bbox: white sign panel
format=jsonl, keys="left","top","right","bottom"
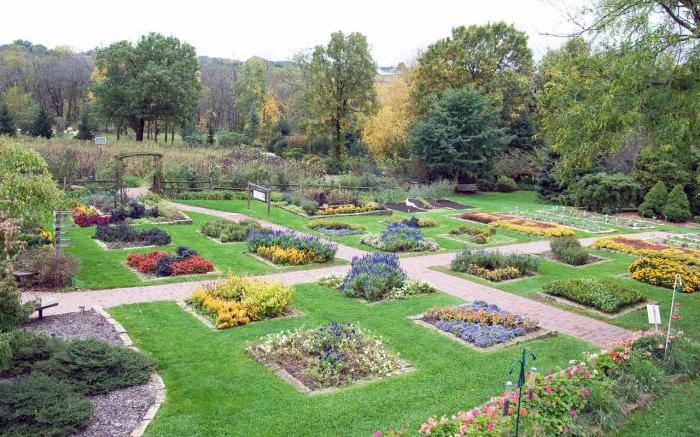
{"left": 94, "top": 136, "right": 107, "bottom": 145}
{"left": 252, "top": 189, "right": 267, "bottom": 202}
{"left": 646, "top": 304, "right": 661, "bottom": 325}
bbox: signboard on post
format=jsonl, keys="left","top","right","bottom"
{"left": 94, "top": 136, "right": 107, "bottom": 145}
{"left": 248, "top": 182, "right": 271, "bottom": 215}
{"left": 646, "top": 304, "right": 661, "bottom": 330}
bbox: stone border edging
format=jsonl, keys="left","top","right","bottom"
{"left": 93, "top": 305, "right": 166, "bottom": 437}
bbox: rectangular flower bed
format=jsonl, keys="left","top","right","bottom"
{"left": 246, "top": 230, "right": 337, "bottom": 265}
{"left": 414, "top": 301, "right": 542, "bottom": 349}
{"left": 593, "top": 236, "right": 700, "bottom": 267}
{"left": 199, "top": 219, "right": 263, "bottom": 243}
{"left": 360, "top": 222, "right": 440, "bottom": 252}
{"left": 126, "top": 246, "right": 214, "bottom": 278}
{"left": 247, "top": 322, "right": 409, "bottom": 392}
{"left": 185, "top": 275, "right": 294, "bottom": 329}
{"left": 628, "top": 257, "right": 699, "bottom": 292}
{"left": 542, "top": 278, "right": 645, "bottom": 313}
{"left": 451, "top": 249, "right": 539, "bottom": 282}
{"left": 92, "top": 223, "right": 171, "bottom": 249}
{"left": 72, "top": 205, "right": 110, "bottom": 227}
{"left": 457, "top": 212, "right": 574, "bottom": 237}
{"left": 307, "top": 219, "right": 365, "bottom": 237}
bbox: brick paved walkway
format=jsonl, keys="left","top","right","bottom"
{"left": 24, "top": 202, "right": 670, "bottom": 347}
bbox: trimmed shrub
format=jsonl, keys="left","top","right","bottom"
{"left": 34, "top": 339, "right": 153, "bottom": 395}
{"left": 639, "top": 181, "right": 668, "bottom": 218}
{"left": 543, "top": 278, "right": 643, "bottom": 313}
{"left": 496, "top": 175, "right": 518, "bottom": 192}
{"left": 200, "top": 219, "right": 262, "bottom": 242}
{"left": 662, "top": 184, "right": 691, "bottom": 222}
{"left": 0, "top": 373, "right": 92, "bottom": 436}
{"left": 550, "top": 236, "right": 591, "bottom": 266}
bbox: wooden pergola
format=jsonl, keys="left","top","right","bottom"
{"left": 114, "top": 152, "right": 164, "bottom": 203}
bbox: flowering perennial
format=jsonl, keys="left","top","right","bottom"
{"left": 593, "top": 236, "right": 700, "bottom": 267}
{"left": 126, "top": 246, "right": 213, "bottom": 277}
{"left": 340, "top": 253, "right": 407, "bottom": 301}
{"left": 360, "top": 222, "right": 440, "bottom": 252}
{"left": 458, "top": 212, "right": 574, "bottom": 237}
{"left": 246, "top": 230, "right": 337, "bottom": 265}
{"left": 628, "top": 257, "right": 699, "bottom": 293}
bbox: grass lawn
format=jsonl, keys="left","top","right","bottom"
{"left": 66, "top": 211, "right": 342, "bottom": 290}
{"left": 434, "top": 248, "right": 700, "bottom": 342}
{"left": 110, "top": 283, "right": 593, "bottom": 436}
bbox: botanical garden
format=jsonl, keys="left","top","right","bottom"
{"left": 1, "top": 1, "right": 700, "bottom": 436}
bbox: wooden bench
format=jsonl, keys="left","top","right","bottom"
{"left": 13, "top": 270, "right": 37, "bottom": 288}
{"left": 455, "top": 184, "right": 478, "bottom": 194}
{"left": 34, "top": 298, "right": 58, "bottom": 319}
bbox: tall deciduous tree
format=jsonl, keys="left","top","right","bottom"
{"left": 363, "top": 76, "right": 412, "bottom": 160}
{"left": 409, "top": 86, "right": 512, "bottom": 182}
{"left": 301, "top": 31, "right": 377, "bottom": 163}
{"left": 92, "top": 33, "right": 200, "bottom": 141}
{"left": 234, "top": 58, "right": 267, "bottom": 134}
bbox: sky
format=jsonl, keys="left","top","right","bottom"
{"left": 0, "top": 0, "right": 585, "bottom": 64}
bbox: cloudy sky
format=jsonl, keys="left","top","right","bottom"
{"left": 0, "top": 0, "right": 585, "bottom": 64}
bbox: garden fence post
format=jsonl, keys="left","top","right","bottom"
{"left": 664, "top": 274, "right": 682, "bottom": 357}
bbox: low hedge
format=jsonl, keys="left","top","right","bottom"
{"left": 543, "top": 277, "right": 643, "bottom": 313}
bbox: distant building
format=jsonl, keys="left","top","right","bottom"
{"left": 376, "top": 66, "right": 400, "bottom": 76}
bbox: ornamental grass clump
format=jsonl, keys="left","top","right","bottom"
{"left": 246, "top": 230, "right": 337, "bottom": 265}
{"left": 247, "top": 322, "right": 402, "bottom": 389}
{"left": 360, "top": 222, "right": 440, "bottom": 252}
{"left": 187, "top": 275, "right": 293, "bottom": 329}
{"left": 451, "top": 249, "right": 538, "bottom": 281}
{"left": 340, "top": 253, "right": 407, "bottom": 301}
{"left": 543, "top": 278, "right": 644, "bottom": 313}
{"left": 200, "top": 219, "right": 262, "bottom": 242}
{"left": 550, "top": 236, "right": 591, "bottom": 266}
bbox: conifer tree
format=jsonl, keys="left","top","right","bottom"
{"left": 639, "top": 181, "right": 667, "bottom": 218}
{"left": 662, "top": 184, "right": 691, "bottom": 222}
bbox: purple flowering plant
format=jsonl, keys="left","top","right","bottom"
{"left": 341, "top": 252, "right": 407, "bottom": 301}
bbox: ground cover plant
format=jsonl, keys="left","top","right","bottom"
{"left": 360, "top": 222, "right": 440, "bottom": 252}
{"left": 246, "top": 230, "right": 337, "bottom": 265}
{"left": 200, "top": 218, "right": 262, "bottom": 242}
{"left": 247, "top": 322, "right": 404, "bottom": 390}
{"left": 307, "top": 219, "right": 365, "bottom": 236}
{"left": 420, "top": 301, "right": 539, "bottom": 348}
{"left": 126, "top": 246, "right": 214, "bottom": 277}
{"left": 187, "top": 275, "right": 293, "bottom": 328}
{"left": 451, "top": 249, "right": 539, "bottom": 282}
{"left": 542, "top": 277, "right": 644, "bottom": 313}
{"left": 628, "top": 257, "right": 700, "bottom": 293}
{"left": 549, "top": 236, "right": 591, "bottom": 266}
{"left": 593, "top": 236, "right": 700, "bottom": 267}
{"left": 93, "top": 222, "right": 171, "bottom": 248}
{"left": 458, "top": 212, "right": 574, "bottom": 237}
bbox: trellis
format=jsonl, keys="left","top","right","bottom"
{"left": 114, "top": 152, "right": 164, "bottom": 204}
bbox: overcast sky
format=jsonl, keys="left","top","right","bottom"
{"left": 0, "top": 0, "right": 585, "bottom": 64}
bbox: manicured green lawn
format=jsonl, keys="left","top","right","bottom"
{"left": 66, "top": 212, "right": 341, "bottom": 290}
{"left": 110, "top": 283, "right": 593, "bottom": 436}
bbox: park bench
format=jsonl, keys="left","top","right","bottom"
{"left": 455, "top": 184, "right": 478, "bottom": 194}
{"left": 33, "top": 298, "right": 58, "bottom": 319}
{"left": 13, "top": 270, "right": 37, "bottom": 288}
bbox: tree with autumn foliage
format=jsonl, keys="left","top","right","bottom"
{"left": 363, "top": 76, "right": 412, "bottom": 160}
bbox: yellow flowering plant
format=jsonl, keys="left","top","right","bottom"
{"left": 594, "top": 236, "right": 700, "bottom": 267}
{"left": 629, "top": 257, "right": 699, "bottom": 293}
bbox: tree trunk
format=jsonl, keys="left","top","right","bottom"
{"left": 171, "top": 129, "right": 174, "bottom": 144}
{"left": 136, "top": 118, "right": 145, "bottom": 141}
{"left": 116, "top": 126, "right": 120, "bottom": 141}
{"left": 154, "top": 121, "right": 159, "bottom": 143}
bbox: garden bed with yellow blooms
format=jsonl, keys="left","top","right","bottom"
{"left": 245, "top": 230, "right": 337, "bottom": 265}
{"left": 457, "top": 212, "right": 574, "bottom": 237}
{"left": 593, "top": 236, "right": 700, "bottom": 267}
{"left": 628, "top": 257, "right": 700, "bottom": 293}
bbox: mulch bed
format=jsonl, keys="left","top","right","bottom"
{"left": 383, "top": 202, "right": 427, "bottom": 213}
{"left": 384, "top": 198, "right": 472, "bottom": 213}
{"left": 422, "top": 198, "right": 473, "bottom": 209}
{"left": 20, "top": 310, "right": 157, "bottom": 437}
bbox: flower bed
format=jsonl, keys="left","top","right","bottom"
{"left": 247, "top": 322, "right": 404, "bottom": 391}
{"left": 449, "top": 225, "right": 495, "bottom": 244}
{"left": 126, "top": 246, "right": 214, "bottom": 277}
{"left": 419, "top": 301, "right": 539, "bottom": 348}
{"left": 186, "top": 275, "right": 293, "bottom": 329}
{"left": 451, "top": 249, "right": 539, "bottom": 282}
{"left": 72, "top": 205, "right": 110, "bottom": 227}
{"left": 307, "top": 219, "right": 365, "bottom": 237}
{"left": 246, "top": 230, "right": 337, "bottom": 265}
{"left": 628, "top": 257, "right": 699, "bottom": 292}
{"left": 457, "top": 212, "right": 574, "bottom": 237}
{"left": 593, "top": 236, "right": 700, "bottom": 267}
{"left": 549, "top": 236, "right": 591, "bottom": 266}
{"left": 360, "top": 222, "right": 440, "bottom": 252}
{"left": 543, "top": 278, "right": 644, "bottom": 313}
{"left": 274, "top": 193, "right": 390, "bottom": 217}
{"left": 383, "top": 216, "right": 438, "bottom": 228}
{"left": 93, "top": 223, "right": 171, "bottom": 249}
{"left": 416, "top": 332, "right": 700, "bottom": 436}
{"left": 200, "top": 219, "right": 262, "bottom": 242}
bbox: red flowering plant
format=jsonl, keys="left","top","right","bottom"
{"left": 126, "top": 251, "right": 170, "bottom": 274}
{"left": 126, "top": 246, "right": 214, "bottom": 277}
{"left": 170, "top": 256, "right": 214, "bottom": 275}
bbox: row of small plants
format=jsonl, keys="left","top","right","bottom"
{"left": 0, "top": 329, "right": 153, "bottom": 436}
{"left": 93, "top": 223, "right": 171, "bottom": 249}
{"left": 126, "top": 246, "right": 214, "bottom": 277}
{"left": 307, "top": 219, "right": 366, "bottom": 236}
{"left": 459, "top": 212, "right": 575, "bottom": 237}
{"left": 592, "top": 235, "right": 700, "bottom": 267}
{"left": 543, "top": 278, "right": 645, "bottom": 313}
{"left": 449, "top": 225, "right": 495, "bottom": 244}
{"left": 416, "top": 332, "right": 700, "bottom": 436}
{"left": 246, "top": 230, "right": 337, "bottom": 265}
{"left": 451, "top": 250, "right": 539, "bottom": 282}
{"left": 246, "top": 322, "right": 404, "bottom": 390}
{"left": 319, "top": 252, "right": 437, "bottom": 301}
{"left": 361, "top": 222, "right": 440, "bottom": 252}
{"left": 420, "top": 301, "right": 540, "bottom": 348}
{"left": 200, "top": 219, "right": 263, "bottom": 242}
{"left": 274, "top": 191, "right": 387, "bottom": 217}
{"left": 186, "top": 275, "right": 293, "bottom": 329}
{"left": 628, "top": 257, "right": 699, "bottom": 293}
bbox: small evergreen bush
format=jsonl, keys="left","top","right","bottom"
{"left": 496, "top": 175, "right": 518, "bottom": 192}
{"left": 638, "top": 181, "right": 667, "bottom": 218}
{"left": 662, "top": 184, "right": 691, "bottom": 222}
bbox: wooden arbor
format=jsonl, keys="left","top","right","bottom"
{"left": 114, "top": 152, "right": 164, "bottom": 203}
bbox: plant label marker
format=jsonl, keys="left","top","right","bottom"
{"left": 646, "top": 304, "right": 661, "bottom": 331}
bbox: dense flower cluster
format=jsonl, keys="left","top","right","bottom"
{"left": 449, "top": 225, "right": 494, "bottom": 244}
{"left": 187, "top": 275, "right": 293, "bottom": 328}
{"left": 543, "top": 277, "right": 644, "bottom": 312}
{"left": 594, "top": 236, "right": 700, "bottom": 267}
{"left": 200, "top": 219, "right": 262, "bottom": 242}
{"left": 340, "top": 253, "right": 406, "bottom": 301}
{"left": 451, "top": 249, "right": 538, "bottom": 281}
{"left": 93, "top": 223, "right": 171, "bottom": 248}
{"left": 629, "top": 257, "right": 699, "bottom": 293}
{"left": 126, "top": 246, "right": 213, "bottom": 277}
{"left": 247, "top": 322, "right": 402, "bottom": 389}
{"left": 361, "top": 222, "right": 440, "bottom": 252}
{"left": 72, "top": 204, "right": 110, "bottom": 227}
{"left": 422, "top": 301, "right": 538, "bottom": 348}
{"left": 459, "top": 212, "right": 574, "bottom": 237}
{"left": 246, "top": 230, "right": 337, "bottom": 265}
{"left": 316, "top": 203, "right": 382, "bottom": 216}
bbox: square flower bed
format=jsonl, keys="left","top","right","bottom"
{"left": 451, "top": 249, "right": 539, "bottom": 282}
{"left": 126, "top": 246, "right": 214, "bottom": 277}
{"left": 542, "top": 278, "right": 645, "bottom": 313}
{"left": 245, "top": 230, "right": 337, "bottom": 265}
{"left": 72, "top": 205, "right": 110, "bottom": 227}
{"left": 200, "top": 219, "right": 263, "bottom": 242}
{"left": 186, "top": 275, "right": 294, "bottom": 329}
{"left": 247, "top": 322, "right": 407, "bottom": 391}
{"left": 360, "top": 222, "right": 440, "bottom": 252}
{"left": 307, "top": 219, "right": 365, "bottom": 237}
{"left": 628, "top": 257, "right": 699, "bottom": 292}
{"left": 383, "top": 216, "right": 438, "bottom": 228}
{"left": 593, "top": 236, "right": 700, "bottom": 267}
{"left": 417, "top": 301, "right": 540, "bottom": 348}
{"left": 457, "top": 212, "right": 574, "bottom": 237}
{"left": 448, "top": 225, "right": 495, "bottom": 244}
{"left": 92, "top": 223, "right": 171, "bottom": 249}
